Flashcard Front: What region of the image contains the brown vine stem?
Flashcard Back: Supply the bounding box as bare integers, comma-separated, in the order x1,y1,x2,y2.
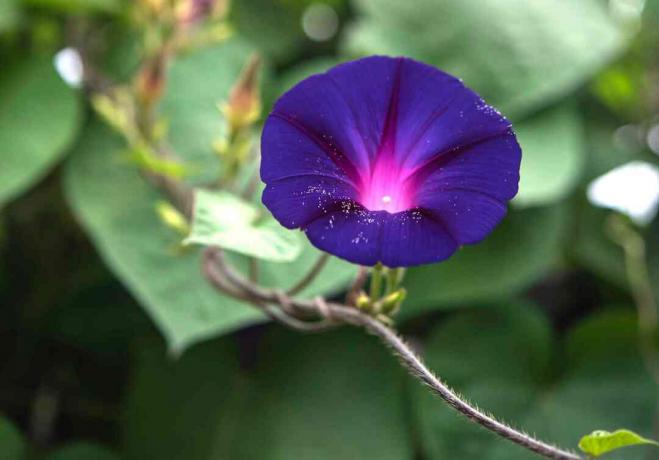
202,248,582,460
286,253,330,296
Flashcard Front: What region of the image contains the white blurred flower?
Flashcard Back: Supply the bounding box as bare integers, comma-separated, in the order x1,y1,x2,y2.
587,161,659,225
53,48,84,88
302,3,339,42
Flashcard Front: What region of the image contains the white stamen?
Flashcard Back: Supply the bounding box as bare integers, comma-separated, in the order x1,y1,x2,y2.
381,195,392,204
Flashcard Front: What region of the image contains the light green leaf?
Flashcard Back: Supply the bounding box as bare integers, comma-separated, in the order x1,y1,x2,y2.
47,443,123,460
579,429,659,457
514,104,584,207
0,55,80,208
123,329,413,460
0,416,25,460
346,0,631,119
186,189,302,262
412,307,657,460
402,204,567,316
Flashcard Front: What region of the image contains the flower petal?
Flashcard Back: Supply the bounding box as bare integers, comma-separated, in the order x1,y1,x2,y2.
269,56,401,182
262,175,356,229
260,115,357,186
423,191,507,244
393,59,513,172
304,208,458,267
413,131,521,203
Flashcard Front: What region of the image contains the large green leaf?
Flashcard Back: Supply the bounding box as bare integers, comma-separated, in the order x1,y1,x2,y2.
124,328,413,460
0,55,80,208
65,122,355,353
123,337,242,460
402,205,567,315
514,104,584,207
345,0,630,119
0,416,25,460
412,306,657,459
48,443,123,460
65,122,260,353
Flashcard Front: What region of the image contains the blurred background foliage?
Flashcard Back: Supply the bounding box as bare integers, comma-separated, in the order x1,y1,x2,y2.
1,0,659,458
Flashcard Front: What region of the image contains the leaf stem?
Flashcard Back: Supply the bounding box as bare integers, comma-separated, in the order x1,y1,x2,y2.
608,215,659,385
370,263,384,301
286,253,330,296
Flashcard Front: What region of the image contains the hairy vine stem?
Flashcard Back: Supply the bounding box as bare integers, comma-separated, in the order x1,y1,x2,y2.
202,248,582,460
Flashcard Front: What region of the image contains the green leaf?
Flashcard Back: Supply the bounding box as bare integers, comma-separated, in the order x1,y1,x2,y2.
0,55,80,208
22,0,123,14
0,0,20,32
65,122,355,353
402,204,567,316
277,57,340,95
47,443,123,460
412,307,657,460
231,0,306,62
231,0,347,62
123,337,242,460
346,0,631,118
64,122,260,353
0,416,25,460
159,40,259,183
123,329,413,460
579,429,659,457
514,104,585,207
572,197,627,288
186,189,302,262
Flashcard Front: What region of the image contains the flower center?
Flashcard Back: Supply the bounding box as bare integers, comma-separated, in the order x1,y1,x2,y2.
359,158,415,213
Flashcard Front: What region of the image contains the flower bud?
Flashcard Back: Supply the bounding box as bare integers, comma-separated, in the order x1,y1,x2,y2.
141,0,167,14
176,0,228,26
381,288,406,315
222,54,262,133
156,200,190,235
355,292,372,311
136,53,167,107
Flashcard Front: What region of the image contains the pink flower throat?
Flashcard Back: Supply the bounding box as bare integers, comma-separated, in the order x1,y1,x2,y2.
358,157,416,213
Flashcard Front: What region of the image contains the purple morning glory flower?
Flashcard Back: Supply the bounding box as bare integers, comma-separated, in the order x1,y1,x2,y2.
260,56,521,267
